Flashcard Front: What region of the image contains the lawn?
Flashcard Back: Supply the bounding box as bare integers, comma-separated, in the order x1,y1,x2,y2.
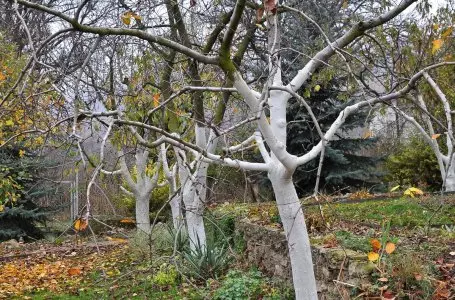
1,195,453,299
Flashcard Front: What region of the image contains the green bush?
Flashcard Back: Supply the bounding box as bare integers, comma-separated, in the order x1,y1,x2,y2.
213,269,292,300
151,263,179,288
385,137,441,190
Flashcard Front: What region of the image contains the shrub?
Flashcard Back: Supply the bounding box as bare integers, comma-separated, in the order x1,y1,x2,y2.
385,137,441,190
213,269,292,300
151,263,179,288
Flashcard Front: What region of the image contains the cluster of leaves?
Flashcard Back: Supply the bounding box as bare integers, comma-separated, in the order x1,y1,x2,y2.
0,242,130,298
385,137,442,190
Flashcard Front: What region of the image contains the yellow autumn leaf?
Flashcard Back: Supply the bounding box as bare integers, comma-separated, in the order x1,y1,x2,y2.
432,133,441,139
106,236,128,243
433,24,440,30
432,39,444,54
442,26,453,39
18,149,25,158
368,252,379,262
153,93,160,108
119,218,135,224
390,185,400,192
0,72,6,81
385,242,396,254
74,219,88,231
314,84,321,92
0,205,4,212
121,13,131,25
408,187,424,195
403,187,423,198
5,119,14,126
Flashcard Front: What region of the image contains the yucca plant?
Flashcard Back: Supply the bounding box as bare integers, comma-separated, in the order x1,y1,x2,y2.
182,238,232,281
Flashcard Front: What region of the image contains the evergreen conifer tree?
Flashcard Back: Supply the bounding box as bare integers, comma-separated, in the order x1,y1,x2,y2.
0,147,49,241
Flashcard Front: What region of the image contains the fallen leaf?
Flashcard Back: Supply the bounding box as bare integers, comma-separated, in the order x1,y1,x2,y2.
370,239,381,252
106,237,128,243
390,185,400,192
414,273,423,281
378,277,388,282
68,267,82,276
432,133,441,139
385,242,396,254
119,218,135,224
368,251,379,261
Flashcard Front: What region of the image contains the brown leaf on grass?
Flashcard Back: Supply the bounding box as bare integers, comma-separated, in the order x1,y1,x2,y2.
382,290,396,299
370,239,381,252
119,218,135,224
67,267,82,276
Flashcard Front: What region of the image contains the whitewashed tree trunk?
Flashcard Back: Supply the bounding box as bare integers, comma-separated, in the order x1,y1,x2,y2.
135,192,152,234
181,161,209,251
269,164,317,300
169,193,183,230
444,155,455,192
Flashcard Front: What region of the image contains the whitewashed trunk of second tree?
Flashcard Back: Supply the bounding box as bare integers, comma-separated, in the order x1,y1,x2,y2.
183,180,206,251
135,193,151,235
269,164,318,300
445,164,455,192
169,193,183,230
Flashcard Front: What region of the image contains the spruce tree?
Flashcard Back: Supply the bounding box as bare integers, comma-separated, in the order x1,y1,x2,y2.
0,147,49,241
286,81,383,195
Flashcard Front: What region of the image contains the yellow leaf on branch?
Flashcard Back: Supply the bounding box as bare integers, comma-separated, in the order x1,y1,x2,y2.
153,93,160,108
432,39,444,54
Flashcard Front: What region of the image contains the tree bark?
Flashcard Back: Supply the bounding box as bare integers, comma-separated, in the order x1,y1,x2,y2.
444,164,455,192
135,193,151,235
182,181,206,251
268,164,318,300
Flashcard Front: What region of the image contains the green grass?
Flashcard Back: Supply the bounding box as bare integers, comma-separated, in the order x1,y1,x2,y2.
212,196,454,229
316,197,455,227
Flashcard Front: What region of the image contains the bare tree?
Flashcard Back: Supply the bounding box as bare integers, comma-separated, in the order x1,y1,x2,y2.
4,0,455,298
